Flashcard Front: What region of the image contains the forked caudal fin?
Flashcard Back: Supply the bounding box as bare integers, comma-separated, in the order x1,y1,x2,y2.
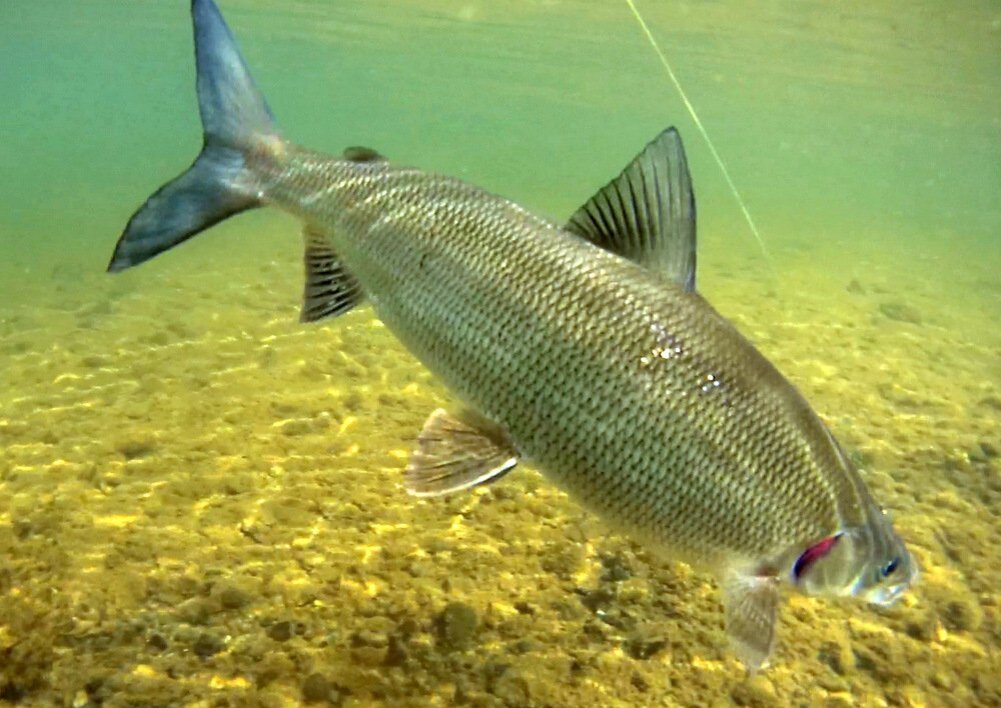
107,0,280,272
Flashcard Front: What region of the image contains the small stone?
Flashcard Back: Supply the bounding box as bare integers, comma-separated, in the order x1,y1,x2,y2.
406,560,432,578
599,552,632,582
175,598,212,626
930,670,955,690
396,618,418,638
942,598,982,632
219,586,250,610
267,620,294,642
83,676,105,699
192,633,224,658
351,629,388,648
818,639,854,674
969,447,988,463
435,602,478,652
823,693,854,708
301,673,332,703
904,612,932,640
511,639,535,655
878,301,922,324
491,671,530,706
116,437,156,460
623,628,667,660
254,654,294,689
631,672,649,692
979,396,1001,411
575,586,615,613
817,672,849,693
425,537,452,555
81,354,110,368
276,419,313,436
540,543,586,579
384,634,408,667
350,645,386,667
731,674,777,706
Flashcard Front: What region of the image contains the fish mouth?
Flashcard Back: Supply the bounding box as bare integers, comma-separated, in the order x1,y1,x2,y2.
865,583,907,607
861,561,918,607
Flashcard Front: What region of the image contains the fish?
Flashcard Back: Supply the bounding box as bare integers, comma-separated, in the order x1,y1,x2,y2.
108,0,918,670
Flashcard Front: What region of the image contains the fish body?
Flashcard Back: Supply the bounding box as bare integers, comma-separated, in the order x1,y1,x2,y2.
264,146,851,569
109,0,917,669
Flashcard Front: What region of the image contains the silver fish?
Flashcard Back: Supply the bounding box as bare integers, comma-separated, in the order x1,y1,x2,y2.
109,0,917,669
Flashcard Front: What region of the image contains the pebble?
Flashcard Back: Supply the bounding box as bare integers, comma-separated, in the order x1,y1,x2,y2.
218,586,251,610
435,602,478,651
731,675,777,706
540,543,586,579
490,671,530,706
301,673,333,703
943,598,982,632
599,552,633,582
267,620,294,642
623,634,667,660
192,632,224,658
823,693,854,708
878,301,922,324
116,437,156,460
384,634,408,666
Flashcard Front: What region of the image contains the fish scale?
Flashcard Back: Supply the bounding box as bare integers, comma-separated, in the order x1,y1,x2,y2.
108,0,917,670
257,147,851,565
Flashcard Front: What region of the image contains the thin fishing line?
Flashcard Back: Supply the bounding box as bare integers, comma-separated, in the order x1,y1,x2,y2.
624,0,771,262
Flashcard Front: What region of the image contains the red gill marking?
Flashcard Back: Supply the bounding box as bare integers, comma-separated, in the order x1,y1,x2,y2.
793,533,843,579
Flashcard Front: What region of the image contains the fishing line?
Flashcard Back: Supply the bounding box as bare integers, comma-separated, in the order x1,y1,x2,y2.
624,0,771,262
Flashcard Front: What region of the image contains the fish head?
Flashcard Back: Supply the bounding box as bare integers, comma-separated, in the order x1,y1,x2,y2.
790,510,918,606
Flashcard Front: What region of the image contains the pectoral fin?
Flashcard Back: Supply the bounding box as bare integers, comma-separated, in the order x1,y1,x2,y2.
405,408,519,497
300,226,365,323
722,570,781,672
566,127,696,291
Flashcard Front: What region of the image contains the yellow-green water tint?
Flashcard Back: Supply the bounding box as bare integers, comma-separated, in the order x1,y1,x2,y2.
1,0,999,705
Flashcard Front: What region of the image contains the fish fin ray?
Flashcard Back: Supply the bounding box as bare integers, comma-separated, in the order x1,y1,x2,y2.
405,408,519,497
566,127,696,291
300,227,365,323
722,570,780,672
108,0,281,272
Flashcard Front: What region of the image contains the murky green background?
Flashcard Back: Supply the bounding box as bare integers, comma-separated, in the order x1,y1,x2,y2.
1,1,999,706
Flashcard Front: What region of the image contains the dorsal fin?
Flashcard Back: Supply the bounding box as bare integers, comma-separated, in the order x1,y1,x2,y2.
343,146,385,163
566,127,697,291
300,226,365,323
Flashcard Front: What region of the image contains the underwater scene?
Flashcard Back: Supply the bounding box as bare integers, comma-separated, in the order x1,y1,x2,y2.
1,0,999,705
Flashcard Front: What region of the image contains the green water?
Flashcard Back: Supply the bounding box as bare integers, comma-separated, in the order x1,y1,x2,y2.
1,1,999,705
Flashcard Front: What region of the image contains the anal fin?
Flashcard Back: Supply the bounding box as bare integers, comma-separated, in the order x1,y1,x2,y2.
301,226,364,323
722,570,781,672
405,408,519,497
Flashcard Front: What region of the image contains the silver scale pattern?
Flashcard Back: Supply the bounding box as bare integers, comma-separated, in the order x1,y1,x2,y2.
254,146,872,574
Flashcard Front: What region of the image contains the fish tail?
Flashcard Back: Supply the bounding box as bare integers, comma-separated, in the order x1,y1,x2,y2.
107,0,281,272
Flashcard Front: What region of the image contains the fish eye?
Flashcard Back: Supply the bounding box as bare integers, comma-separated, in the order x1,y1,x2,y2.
881,557,900,578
